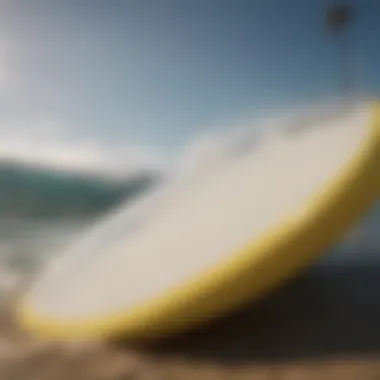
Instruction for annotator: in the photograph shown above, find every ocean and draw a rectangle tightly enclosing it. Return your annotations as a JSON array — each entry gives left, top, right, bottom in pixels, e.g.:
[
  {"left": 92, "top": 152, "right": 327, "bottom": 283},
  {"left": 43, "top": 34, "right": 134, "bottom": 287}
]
[
  {"left": 0, "top": 105, "right": 379, "bottom": 295},
  {"left": 0, "top": 162, "right": 162, "bottom": 290}
]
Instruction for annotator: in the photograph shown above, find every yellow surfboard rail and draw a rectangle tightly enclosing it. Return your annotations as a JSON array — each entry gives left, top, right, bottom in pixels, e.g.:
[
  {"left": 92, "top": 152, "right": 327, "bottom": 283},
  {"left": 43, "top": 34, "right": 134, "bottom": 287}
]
[{"left": 16, "top": 102, "right": 380, "bottom": 342}]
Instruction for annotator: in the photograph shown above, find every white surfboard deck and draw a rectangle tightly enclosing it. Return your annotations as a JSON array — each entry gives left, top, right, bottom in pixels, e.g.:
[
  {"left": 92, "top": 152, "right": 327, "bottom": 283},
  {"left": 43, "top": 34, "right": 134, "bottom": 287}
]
[{"left": 18, "top": 101, "right": 380, "bottom": 341}]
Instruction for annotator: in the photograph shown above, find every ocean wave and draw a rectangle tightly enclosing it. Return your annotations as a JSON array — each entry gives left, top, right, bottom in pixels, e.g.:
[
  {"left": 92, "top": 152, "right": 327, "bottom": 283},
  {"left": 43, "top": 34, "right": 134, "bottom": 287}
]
[
  {"left": 0, "top": 160, "right": 161, "bottom": 220},
  {"left": 0, "top": 158, "right": 163, "bottom": 290}
]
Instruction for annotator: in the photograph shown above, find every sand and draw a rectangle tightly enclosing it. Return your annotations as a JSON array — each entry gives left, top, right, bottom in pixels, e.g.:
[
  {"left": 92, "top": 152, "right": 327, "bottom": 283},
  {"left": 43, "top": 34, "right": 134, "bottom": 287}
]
[{"left": 2, "top": 261, "right": 380, "bottom": 379}]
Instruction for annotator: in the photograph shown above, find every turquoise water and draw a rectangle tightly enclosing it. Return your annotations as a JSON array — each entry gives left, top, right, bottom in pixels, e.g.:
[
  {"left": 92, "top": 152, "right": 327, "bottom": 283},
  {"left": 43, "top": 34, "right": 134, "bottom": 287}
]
[
  {"left": 0, "top": 161, "right": 161, "bottom": 283},
  {"left": 0, "top": 161, "right": 159, "bottom": 219}
]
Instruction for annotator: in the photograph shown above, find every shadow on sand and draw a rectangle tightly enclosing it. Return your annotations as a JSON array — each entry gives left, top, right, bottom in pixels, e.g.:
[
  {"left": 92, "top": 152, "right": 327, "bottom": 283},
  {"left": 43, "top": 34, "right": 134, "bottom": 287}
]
[{"left": 122, "top": 257, "right": 380, "bottom": 364}]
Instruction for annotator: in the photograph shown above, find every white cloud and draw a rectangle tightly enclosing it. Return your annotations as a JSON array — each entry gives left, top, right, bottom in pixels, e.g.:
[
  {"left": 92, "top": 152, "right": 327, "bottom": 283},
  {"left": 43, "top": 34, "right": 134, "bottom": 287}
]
[
  {"left": 0, "top": 31, "right": 167, "bottom": 177},
  {"left": 0, "top": 127, "right": 167, "bottom": 177},
  {"left": 0, "top": 32, "right": 22, "bottom": 101}
]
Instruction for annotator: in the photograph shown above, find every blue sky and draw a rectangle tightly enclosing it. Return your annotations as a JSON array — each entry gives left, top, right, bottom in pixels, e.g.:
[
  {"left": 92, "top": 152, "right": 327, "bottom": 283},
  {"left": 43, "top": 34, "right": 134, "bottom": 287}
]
[{"left": 0, "top": 0, "right": 379, "bottom": 172}]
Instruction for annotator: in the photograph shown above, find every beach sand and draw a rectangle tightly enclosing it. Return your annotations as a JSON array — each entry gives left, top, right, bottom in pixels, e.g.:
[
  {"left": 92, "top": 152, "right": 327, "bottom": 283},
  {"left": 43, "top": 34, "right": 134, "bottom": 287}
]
[{"left": 2, "top": 260, "right": 380, "bottom": 379}]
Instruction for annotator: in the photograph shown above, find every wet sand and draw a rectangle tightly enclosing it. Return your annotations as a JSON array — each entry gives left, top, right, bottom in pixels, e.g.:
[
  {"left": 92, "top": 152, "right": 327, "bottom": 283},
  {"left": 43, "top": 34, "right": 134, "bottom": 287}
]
[{"left": 2, "top": 258, "right": 380, "bottom": 379}]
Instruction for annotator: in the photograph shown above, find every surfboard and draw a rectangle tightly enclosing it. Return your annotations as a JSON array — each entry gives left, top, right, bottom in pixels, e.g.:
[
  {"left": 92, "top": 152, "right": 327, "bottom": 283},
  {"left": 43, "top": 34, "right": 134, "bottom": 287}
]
[{"left": 17, "top": 101, "right": 380, "bottom": 341}]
